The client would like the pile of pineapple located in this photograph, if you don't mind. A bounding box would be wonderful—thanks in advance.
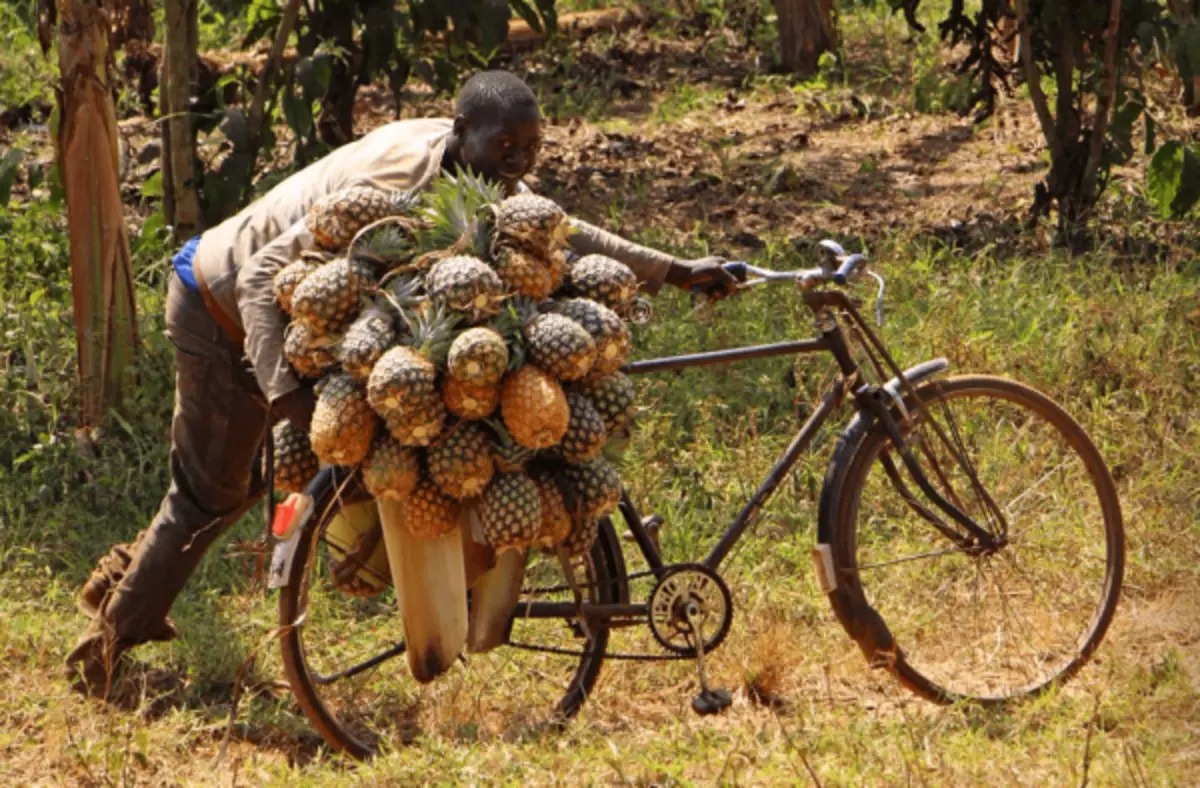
[272,173,640,570]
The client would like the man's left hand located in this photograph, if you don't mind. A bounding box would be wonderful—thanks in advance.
[665,257,740,300]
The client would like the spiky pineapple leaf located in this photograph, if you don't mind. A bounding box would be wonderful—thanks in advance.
[417,168,505,257]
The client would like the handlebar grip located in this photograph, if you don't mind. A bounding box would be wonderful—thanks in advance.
[833,253,868,285]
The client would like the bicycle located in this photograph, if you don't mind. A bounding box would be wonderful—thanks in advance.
[267,241,1125,758]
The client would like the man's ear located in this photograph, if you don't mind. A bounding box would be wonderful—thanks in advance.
[452,115,468,137]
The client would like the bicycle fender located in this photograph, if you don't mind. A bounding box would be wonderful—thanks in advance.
[815,357,950,549]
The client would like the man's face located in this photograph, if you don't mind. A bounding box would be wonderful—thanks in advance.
[456,109,542,187]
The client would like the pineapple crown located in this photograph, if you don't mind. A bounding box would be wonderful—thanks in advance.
[487,305,527,370]
[417,169,505,260]
[349,217,419,268]
[400,301,460,365]
[379,272,425,312]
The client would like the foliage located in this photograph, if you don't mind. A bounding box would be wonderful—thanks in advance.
[0,3,55,117]
[894,0,1178,238]
[1146,139,1200,217]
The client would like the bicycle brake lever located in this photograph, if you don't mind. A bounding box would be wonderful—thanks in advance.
[868,271,886,327]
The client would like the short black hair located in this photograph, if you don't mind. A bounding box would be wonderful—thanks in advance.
[456,70,539,124]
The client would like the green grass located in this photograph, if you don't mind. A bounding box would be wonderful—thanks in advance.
[2,1,1199,783]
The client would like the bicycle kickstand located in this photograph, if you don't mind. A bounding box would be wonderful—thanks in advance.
[684,606,732,716]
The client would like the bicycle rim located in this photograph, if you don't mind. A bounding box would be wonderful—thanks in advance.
[830,375,1124,704]
[279,498,615,757]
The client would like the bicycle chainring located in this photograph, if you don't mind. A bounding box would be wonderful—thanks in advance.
[647,564,733,656]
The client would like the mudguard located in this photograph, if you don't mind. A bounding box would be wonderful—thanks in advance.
[811,358,949,669]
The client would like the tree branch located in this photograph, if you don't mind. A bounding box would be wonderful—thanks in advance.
[1016,0,1062,160]
[1081,0,1123,201]
[246,0,303,161]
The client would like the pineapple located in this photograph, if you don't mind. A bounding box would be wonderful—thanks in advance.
[290,257,376,334]
[577,371,636,433]
[532,470,571,548]
[362,433,421,499]
[274,257,320,314]
[307,186,416,251]
[426,255,506,323]
[567,255,638,315]
[479,471,542,551]
[384,401,447,447]
[560,391,608,463]
[283,322,338,379]
[500,365,569,450]
[404,477,463,539]
[427,422,495,500]
[367,305,457,422]
[447,326,509,386]
[563,457,622,522]
[492,244,555,300]
[553,298,631,376]
[271,419,319,493]
[310,373,378,466]
[443,376,500,420]
[512,300,596,381]
[493,193,570,255]
[561,515,599,558]
[336,304,395,380]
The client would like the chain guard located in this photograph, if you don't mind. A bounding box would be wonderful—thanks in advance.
[647,563,733,656]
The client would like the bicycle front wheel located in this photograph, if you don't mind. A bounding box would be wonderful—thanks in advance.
[825,375,1124,704]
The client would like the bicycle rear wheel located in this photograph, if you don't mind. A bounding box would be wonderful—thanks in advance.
[824,375,1124,704]
[278,474,619,757]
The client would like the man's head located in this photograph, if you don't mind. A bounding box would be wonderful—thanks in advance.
[450,70,542,187]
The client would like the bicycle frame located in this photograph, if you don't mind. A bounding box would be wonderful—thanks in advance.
[517,288,989,626]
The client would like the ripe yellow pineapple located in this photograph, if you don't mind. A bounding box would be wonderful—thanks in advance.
[273,256,321,314]
[427,422,495,499]
[500,365,569,450]
[442,376,500,420]
[283,322,338,379]
[493,193,570,256]
[531,470,571,548]
[309,373,378,466]
[384,401,447,447]
[447,326,509,386]
[492,244,555,300]
[362,433,421,499]
[290,257,376,334]
[307,186,416,251]
[426,255,506,324]
[479,470,542,551]
[553,298,631,376]
[404,477,463,539]
[367,305,457,423]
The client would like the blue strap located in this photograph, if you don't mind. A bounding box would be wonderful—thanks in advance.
[171,235,203,291]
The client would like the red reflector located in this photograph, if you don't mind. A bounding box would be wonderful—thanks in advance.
[272,493,311,539]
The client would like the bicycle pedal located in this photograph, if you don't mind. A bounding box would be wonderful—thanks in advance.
[692,687,733,716]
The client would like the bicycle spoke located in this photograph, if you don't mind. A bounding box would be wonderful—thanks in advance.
[853,546,967,572]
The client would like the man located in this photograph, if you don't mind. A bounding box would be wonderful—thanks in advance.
[67,70,737,696]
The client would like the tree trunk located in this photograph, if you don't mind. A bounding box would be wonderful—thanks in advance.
[1169,0,1200,113]
[54,0,138,426]
[772,0,836,76]
[161,0,201,241]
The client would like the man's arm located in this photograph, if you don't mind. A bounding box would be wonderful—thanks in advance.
[567,218,738,297]
[235,218,315,428]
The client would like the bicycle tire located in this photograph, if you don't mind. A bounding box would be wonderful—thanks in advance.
[820,375,1124,705]
[278,478,621,758]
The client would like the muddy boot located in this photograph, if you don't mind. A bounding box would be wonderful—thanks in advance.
[64,620,133,700]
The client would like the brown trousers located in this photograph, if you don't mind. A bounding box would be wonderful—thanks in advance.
[83,273,270,646]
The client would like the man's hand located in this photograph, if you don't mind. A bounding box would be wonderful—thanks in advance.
[274,385,317,433]
[665,257,740,300]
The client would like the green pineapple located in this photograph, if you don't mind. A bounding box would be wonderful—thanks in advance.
[427,422,495,500]
[310,373,378,466]
[552,298,631,376]
[562,457,622,522]
[566,255,638,315]
[366,304,458,423]
[290,257,377,334]
[576,371,636,433]
[307,186,417,251]
[560,391,608,463]
[283,321,338,379]
[271,419,319,493]
[511,299,596,382]
[362,433,421,499]
[426,255,506,324]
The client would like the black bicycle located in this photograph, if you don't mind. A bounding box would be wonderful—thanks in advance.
[269,242,1125,758]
